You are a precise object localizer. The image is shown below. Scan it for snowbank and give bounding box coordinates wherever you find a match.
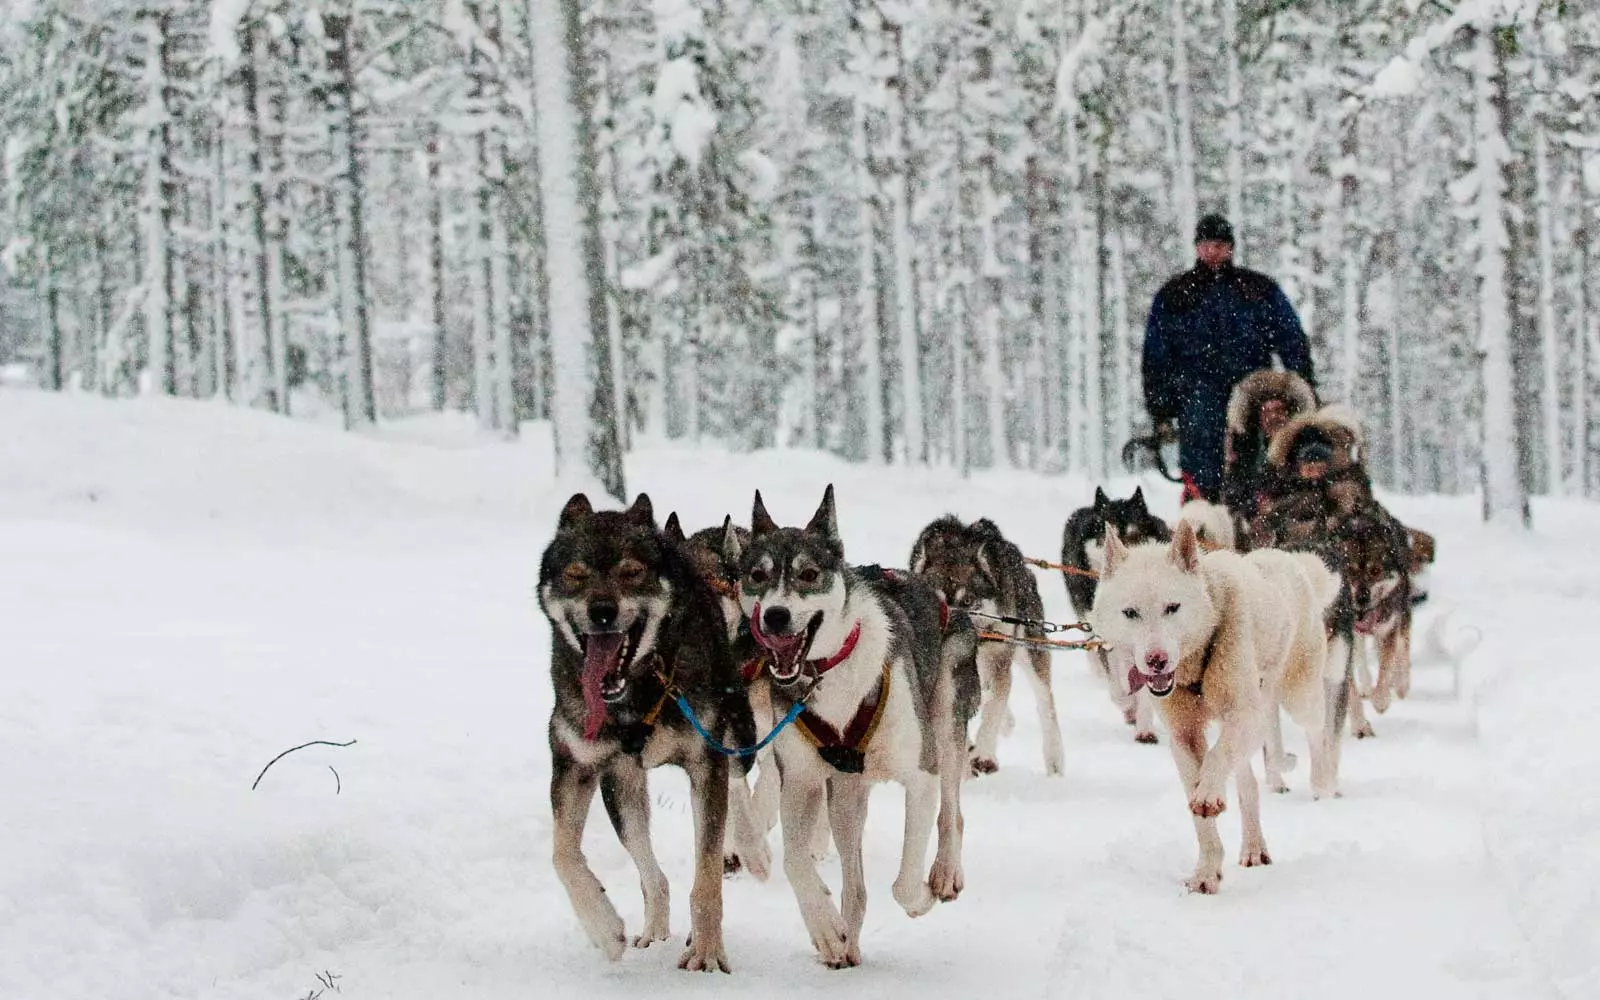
[0,388,1583,999]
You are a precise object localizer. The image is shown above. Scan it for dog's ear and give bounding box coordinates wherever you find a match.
[1130,486,1146,510]
[1093,486,1110,510]
[751,490,778,537]
[625,492,655,528]
[559,493,593,529]
[910,533,928,575]
[663,511,686,545]
[1170,519,1201,574]
[806,484,839,543]
[975,543,995,582]
[720,515,743,562]
[1102,522,1128,576]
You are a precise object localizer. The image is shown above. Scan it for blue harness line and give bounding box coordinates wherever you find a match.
[675,696,804,759]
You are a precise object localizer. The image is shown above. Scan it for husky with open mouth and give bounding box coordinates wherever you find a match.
[1090,520,1340,894]
[736,485,973,969]
[537,493,764,974]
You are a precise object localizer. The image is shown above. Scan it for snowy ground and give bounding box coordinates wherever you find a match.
[1,389,1592,1000]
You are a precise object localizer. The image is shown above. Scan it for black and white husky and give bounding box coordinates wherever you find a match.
[736,485,974,968]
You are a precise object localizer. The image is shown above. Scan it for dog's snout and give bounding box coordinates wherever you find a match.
[762,605,792,634]
[1144,650,1170,674]
[587,599,620,629]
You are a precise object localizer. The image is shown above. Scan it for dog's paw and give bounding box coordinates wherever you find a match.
[969,755,999,777]
[726,843,772,883]
[578,900,628,961]
[1135,730,1159,745]
[1188,786,1227,818]
[1278,751,1299,773]
[632,903,670,950]
[1239,844,1273,867]
[1043,753,1064,777]
[809,913,853,968]
[1266,776,1291,794]
[677,934,731,974]
[1185,870,1223,895]
[1122,706,1139,726]
[1370,687,1392,714]
[1353,720,1376,739]
[723,853,741,876]
[928,857,964,902]
[1396,678,1411,700]
[893,876,938,918]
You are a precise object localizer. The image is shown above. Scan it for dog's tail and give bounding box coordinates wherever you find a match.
[1327,632,1354,732]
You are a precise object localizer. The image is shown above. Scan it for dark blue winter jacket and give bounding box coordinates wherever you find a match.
[1142,263,1314,499]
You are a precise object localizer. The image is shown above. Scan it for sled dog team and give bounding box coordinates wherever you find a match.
[536,395,1427,973]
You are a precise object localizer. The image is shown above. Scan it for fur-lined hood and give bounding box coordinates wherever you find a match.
[1266,404,1365,468]
[1226,371,1319,436]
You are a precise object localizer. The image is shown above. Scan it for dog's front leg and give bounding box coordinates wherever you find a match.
[779,762,849,966]
[680,755,732,973]
[551,756,627,960]
[1347,677,1376,738]
[752,750,780,832]
[1234,753,1271,867]
[1167,716,1223,894]
[598,761,670,948]
[892,771,940,919]
[1384,621,1412,701]
[826,774,870,968]
[969,645,1013,774]
[1192,701,1260,817]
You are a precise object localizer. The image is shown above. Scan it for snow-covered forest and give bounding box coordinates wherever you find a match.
[1,0,1596,513]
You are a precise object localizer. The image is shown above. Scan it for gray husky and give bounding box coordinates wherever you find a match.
[537,493,763,973]
[736,485,976,968]
[910,515,1064,776]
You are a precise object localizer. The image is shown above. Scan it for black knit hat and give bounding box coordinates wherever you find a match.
[1195,213,1234,245]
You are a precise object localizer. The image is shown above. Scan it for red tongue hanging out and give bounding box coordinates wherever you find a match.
[581,632,627,739]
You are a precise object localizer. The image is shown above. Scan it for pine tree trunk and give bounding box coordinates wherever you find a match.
[1572,153,1592,495]
[853,98,885,465]
[1222,0,1244,261]
[981,160,1010,470]
[43,245,63,391]
[241,23,279,411]
[1110,227,1132,453]
[888,27,923,466]
[1085,121,1106,481]
[1339,119,1360,408]
[427,131,448,411]
[1169,0,1196,250]
[1533,67,1560,495]
[141,11,176,397]
[210,121,235,402]
[1472,24,1528,526]
[326,10,377,427]
[529,0,625,498]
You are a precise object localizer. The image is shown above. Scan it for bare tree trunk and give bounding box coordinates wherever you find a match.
[43,244,63,391]
[886,23,923,465]
[326,9,377,427]
[141,11,176,397]
[241,22,279,411]
[1222,0,1245,262]
[427,131,448,411]
[529,0,625,497]
[853,98,885,465]
[1169,0,1196,250]
[210,119,235,401]
[1533,37,1560,494]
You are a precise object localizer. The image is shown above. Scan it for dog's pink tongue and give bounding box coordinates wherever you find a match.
[1127,666,1149,695]
[581,633,626,740]
[766,634,806,674]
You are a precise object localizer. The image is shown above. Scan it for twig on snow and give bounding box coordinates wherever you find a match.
[251,739,358,791]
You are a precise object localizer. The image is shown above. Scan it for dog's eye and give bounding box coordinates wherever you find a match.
[1122,608,1141,620]
[1164,603,1181,616]
[747,567,769,586]
[561,563,590,586]
[615,559,646,583]
[795,567,820,586]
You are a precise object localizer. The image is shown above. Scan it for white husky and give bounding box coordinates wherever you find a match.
[1091,521,1341,893]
